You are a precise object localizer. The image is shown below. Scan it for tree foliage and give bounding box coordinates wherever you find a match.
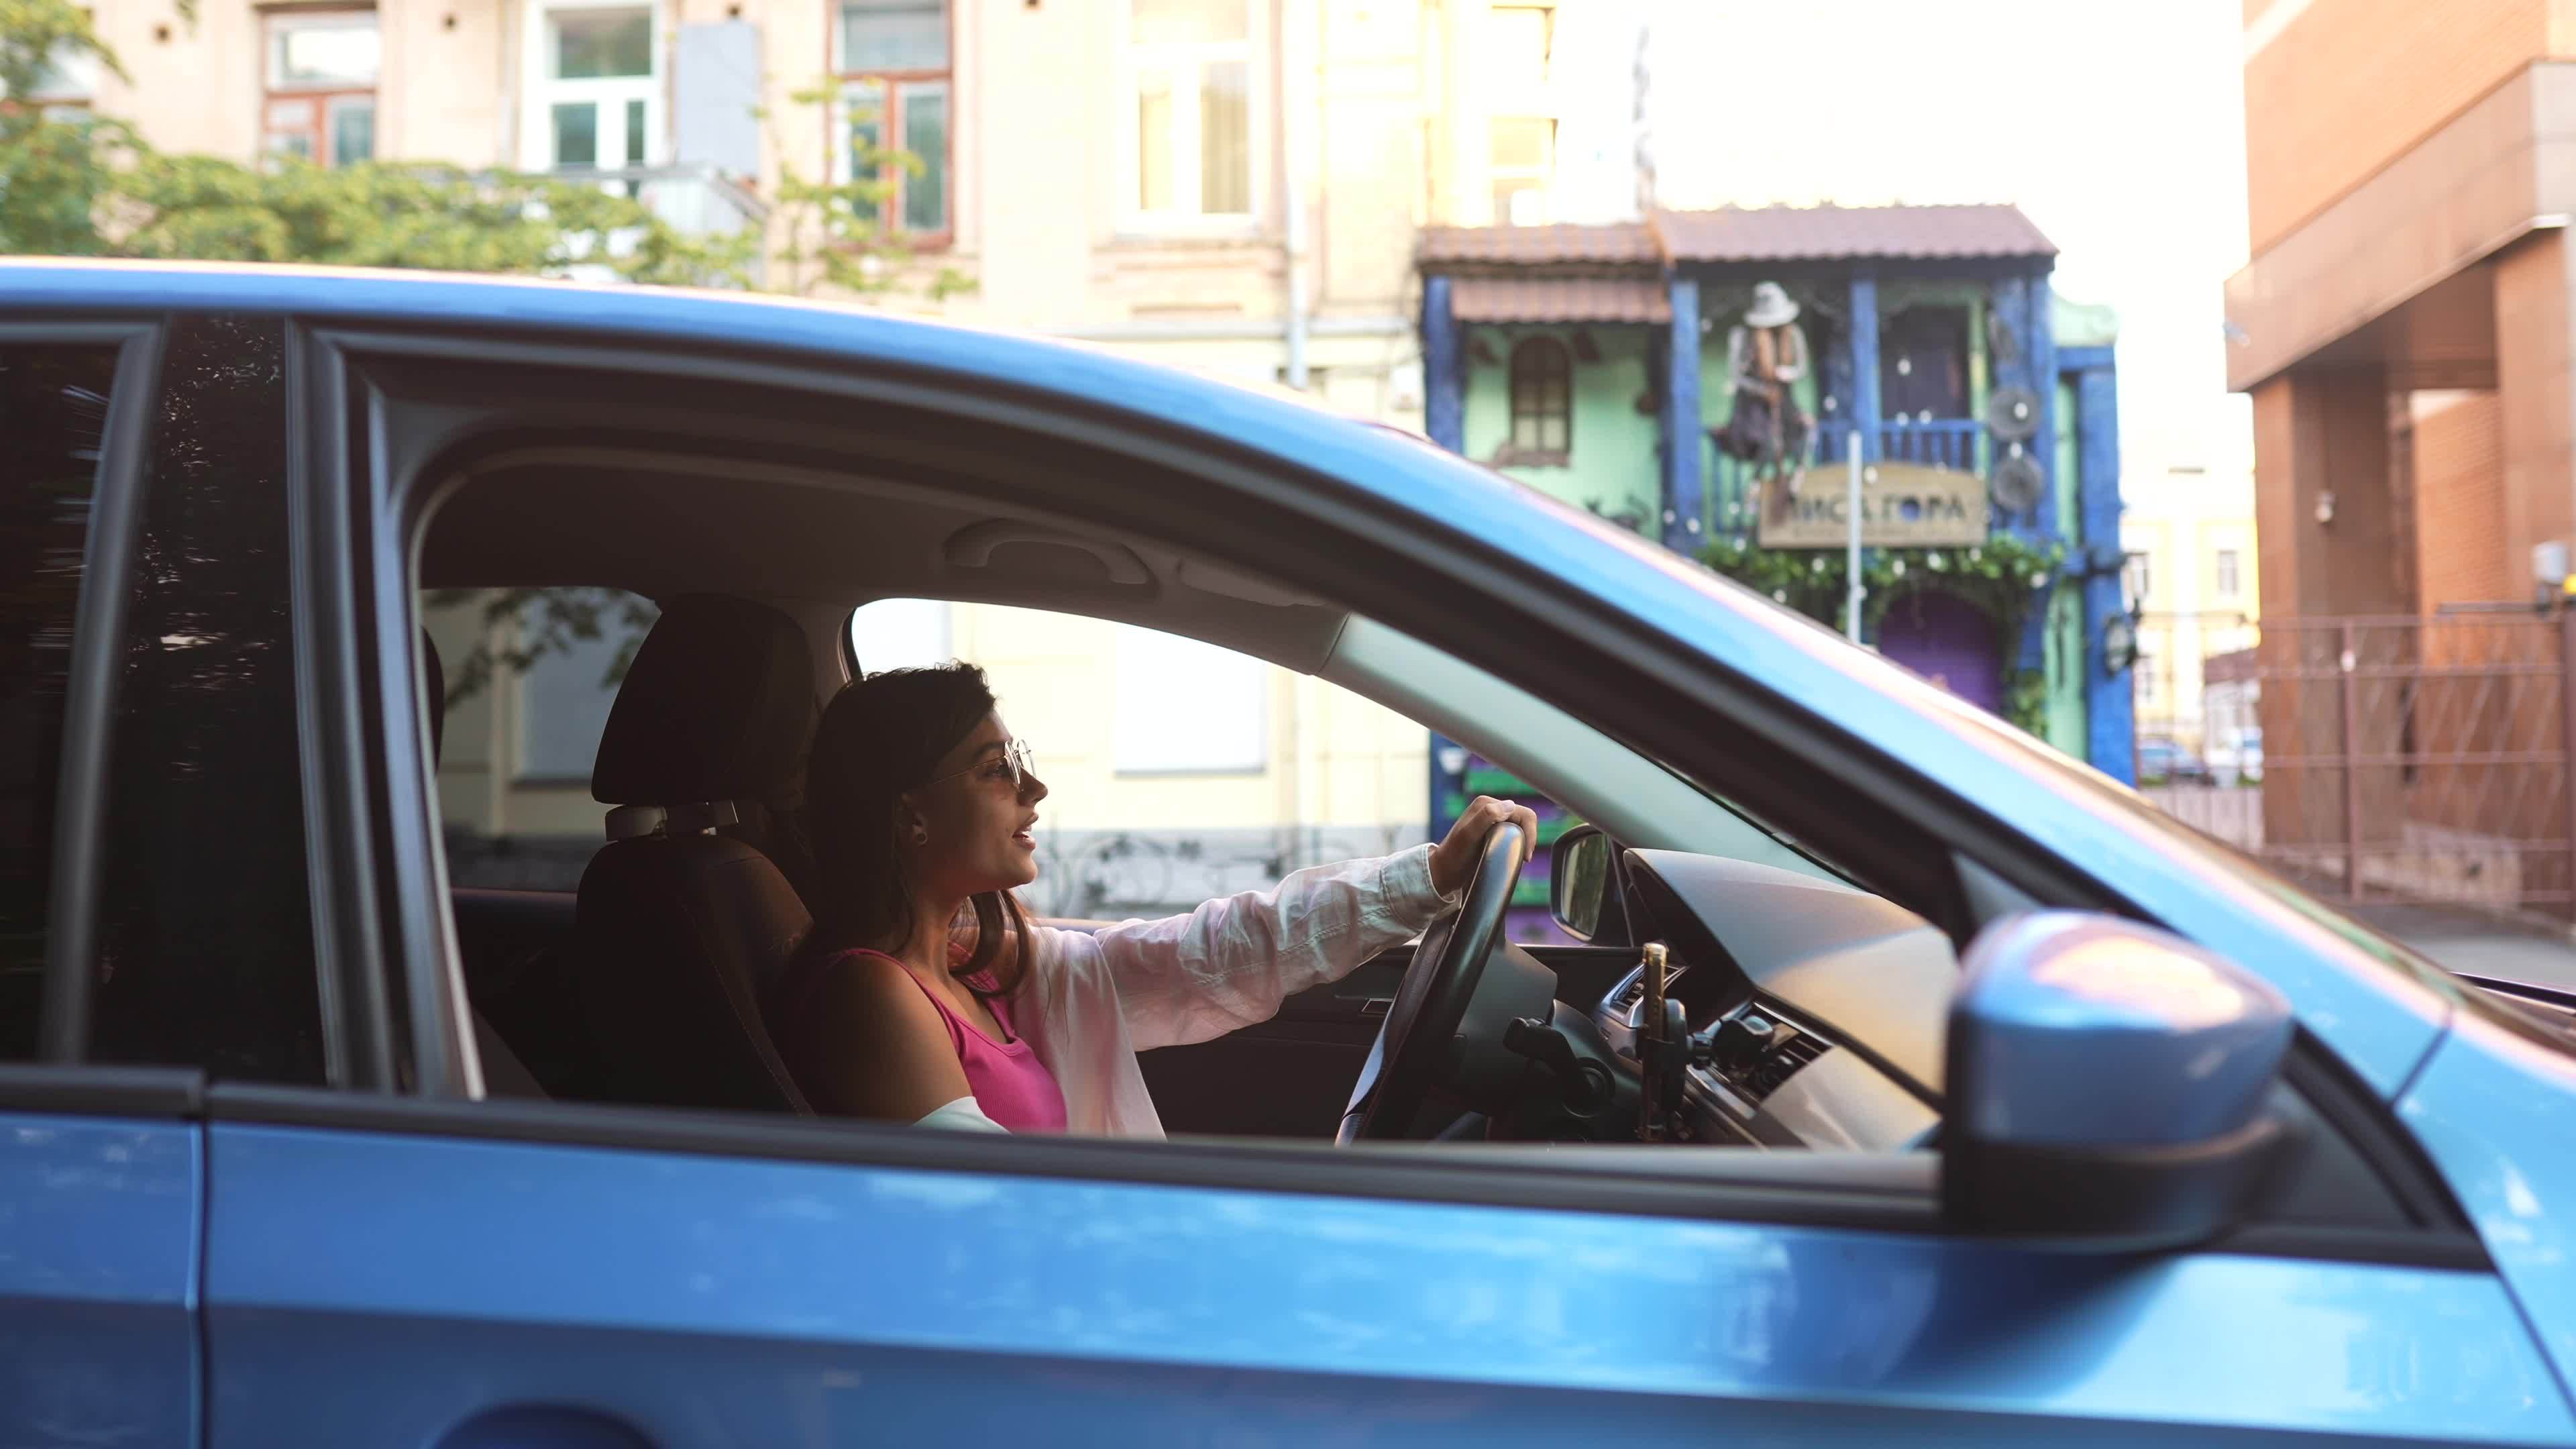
[3,0,964,703]
[766,79,970,301]
[1699,533,2066,735]
[3,0,757,284]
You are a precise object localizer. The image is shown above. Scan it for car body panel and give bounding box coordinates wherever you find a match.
[202,1120,2572,1444]
[0,260,2451,1101]
[0,1110,201,1448]
[2401,1006,2576,1402]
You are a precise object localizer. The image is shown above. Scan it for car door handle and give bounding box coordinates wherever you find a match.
[1360,997,1394,1018]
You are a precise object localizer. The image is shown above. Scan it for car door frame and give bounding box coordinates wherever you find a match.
[294,317,2493,1224]
[214,311,2576,1444]
[2,316,206,1449]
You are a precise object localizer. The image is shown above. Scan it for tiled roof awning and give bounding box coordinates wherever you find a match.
[1417,205,2056,275]
[1651,204,2057,263]
[1450,275,1670,324]
[1416,222,1658,266]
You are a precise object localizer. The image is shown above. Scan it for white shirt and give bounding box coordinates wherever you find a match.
[1007,843,1453,1138]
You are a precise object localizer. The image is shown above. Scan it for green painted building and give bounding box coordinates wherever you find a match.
[1417,205,2135,782]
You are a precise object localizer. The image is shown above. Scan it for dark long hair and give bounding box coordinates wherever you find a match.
[804,662,1032,998]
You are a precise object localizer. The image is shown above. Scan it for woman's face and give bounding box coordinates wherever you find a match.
[906,711,1047,897]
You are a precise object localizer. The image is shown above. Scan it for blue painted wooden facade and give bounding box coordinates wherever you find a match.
[1417,207,2134,784]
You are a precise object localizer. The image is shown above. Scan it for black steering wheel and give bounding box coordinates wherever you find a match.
[1338,821,1527,1142]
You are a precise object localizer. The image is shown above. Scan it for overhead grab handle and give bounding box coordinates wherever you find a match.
[943,519,1152,587]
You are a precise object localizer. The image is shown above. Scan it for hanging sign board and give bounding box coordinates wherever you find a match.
[1757,461,1990,549]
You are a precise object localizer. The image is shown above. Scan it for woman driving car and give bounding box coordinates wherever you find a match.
[766,661,1537,1136]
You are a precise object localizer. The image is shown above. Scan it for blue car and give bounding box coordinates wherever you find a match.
[7,260,2576,1447]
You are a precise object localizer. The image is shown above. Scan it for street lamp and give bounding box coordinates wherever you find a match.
[2103,547,2148,678]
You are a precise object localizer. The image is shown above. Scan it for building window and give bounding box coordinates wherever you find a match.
[262,11,378,167]
[1126,0,1252,223]
[1504,336,1572,464]
[840,0,950,235]
[1486,3,1554,225]
[2125,551,2153,610]
[2216,547,2241,600]
[1489,5,1554,91]
[529,1,657,172]
[7,6,99,116]
[1490,116,1554,226]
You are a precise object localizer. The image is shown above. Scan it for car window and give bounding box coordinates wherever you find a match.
[0,341,125,1061]
[85,315,327,1084]
[847,598,1585,931]
[423,587,660,892]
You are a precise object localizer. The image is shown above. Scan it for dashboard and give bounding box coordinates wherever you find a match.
[1591,849,1948,1151]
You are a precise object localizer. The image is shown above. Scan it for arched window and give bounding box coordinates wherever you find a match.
[1506,336,1572,462]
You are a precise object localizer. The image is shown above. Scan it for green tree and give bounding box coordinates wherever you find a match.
[766,78,970,301]
[3,0,968,703]
[0,0,134,256]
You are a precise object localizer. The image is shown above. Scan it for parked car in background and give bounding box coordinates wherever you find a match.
[2138,735,2216,786]
[2208,727,2265,786]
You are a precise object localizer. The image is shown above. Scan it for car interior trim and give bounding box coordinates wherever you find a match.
[352,344,480,1100]
[28,321,165,1066]
[2279,1030,2477,1234]
[282,325,400,1092]
[0,1063,207,1119]
[205,1081,1951,1234]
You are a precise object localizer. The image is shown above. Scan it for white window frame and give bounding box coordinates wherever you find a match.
[519,0,665,174]
[266,9,380,92]
[2215,547,2241,600]
[1487,4,1556,95]
[1489,115,1556,227]
[1116,0,1263,235]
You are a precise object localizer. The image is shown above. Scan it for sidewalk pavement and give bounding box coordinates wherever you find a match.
[2352,902,2576,991]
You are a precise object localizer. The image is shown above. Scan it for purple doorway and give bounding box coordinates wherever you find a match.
[1874,588,2004,714]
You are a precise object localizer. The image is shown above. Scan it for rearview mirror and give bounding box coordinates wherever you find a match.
[1944,912,2296,1252]
[1549,825,1625,943]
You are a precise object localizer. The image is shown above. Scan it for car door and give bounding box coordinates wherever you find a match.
[184,305,2575,1447]
[0,323,202,1449]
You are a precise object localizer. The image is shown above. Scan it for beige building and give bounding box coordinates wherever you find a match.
[54,0,1629,898]
[2123,462,2259,764]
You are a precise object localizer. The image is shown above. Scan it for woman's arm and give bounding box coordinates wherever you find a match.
[772,952,977,1124]
[1073,797,1537,1052]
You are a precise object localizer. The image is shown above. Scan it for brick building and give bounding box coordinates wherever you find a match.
[2226,0,2576,912]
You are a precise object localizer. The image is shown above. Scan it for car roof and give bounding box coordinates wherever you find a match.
[0,256,1352,420]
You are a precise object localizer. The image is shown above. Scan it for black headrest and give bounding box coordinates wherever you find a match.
[592,595,816,807]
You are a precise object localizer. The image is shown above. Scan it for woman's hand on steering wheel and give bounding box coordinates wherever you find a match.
[1430,796,1540,900]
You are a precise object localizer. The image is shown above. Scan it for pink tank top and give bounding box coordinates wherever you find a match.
[836,948,1067,1134]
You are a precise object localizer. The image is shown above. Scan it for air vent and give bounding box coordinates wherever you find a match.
[1739,1034,1828,1103]
[1614,964,1689,1020]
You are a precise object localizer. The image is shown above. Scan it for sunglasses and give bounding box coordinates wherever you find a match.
[924,737,1036,792]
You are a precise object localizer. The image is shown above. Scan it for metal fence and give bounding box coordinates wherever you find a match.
[2140,611,2576,918]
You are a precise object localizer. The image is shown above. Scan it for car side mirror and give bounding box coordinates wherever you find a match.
[1943,912,2297,1252]
[1548,825,1627,944]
